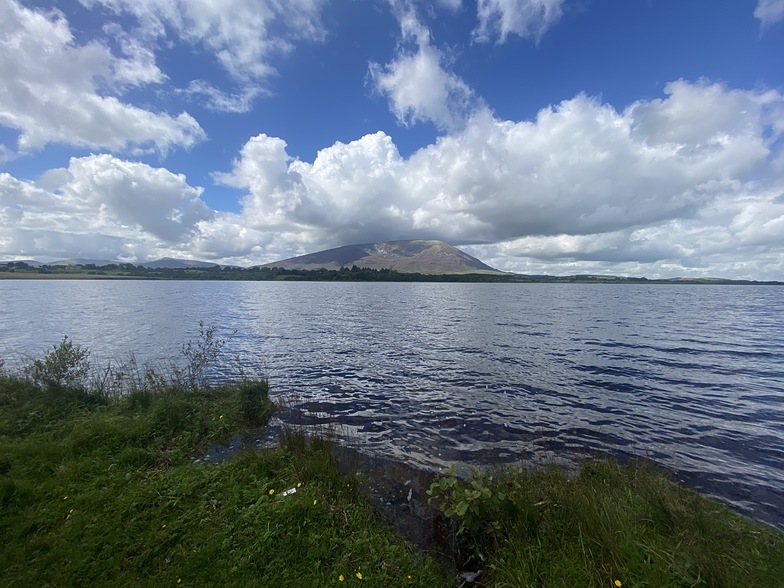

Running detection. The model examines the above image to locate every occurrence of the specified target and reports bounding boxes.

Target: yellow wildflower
[356,571,363,580]
[297,482,302,488]
[268,489,275,496]
[219,415,224,420]
[339,574,344,582]
[313,499,318,505]
[177,579,182,584]
[614,581,622,587]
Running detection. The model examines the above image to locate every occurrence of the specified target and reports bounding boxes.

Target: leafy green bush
[30,336,90,389]
[428,466,506,538]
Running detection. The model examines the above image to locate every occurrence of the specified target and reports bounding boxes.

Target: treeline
[1,261,781,284]
[1,261,516,281]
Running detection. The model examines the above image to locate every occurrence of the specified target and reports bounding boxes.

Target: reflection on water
[1,280,783,529]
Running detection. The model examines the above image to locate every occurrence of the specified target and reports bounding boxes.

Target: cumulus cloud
[464,182,784,279]
[0,155,213,260]
[369,1,480,130]
[215,131,414,247]
[369,45,478,130]
[755,0,784,25]
[0,0,204,153]
[80,0,327,112]
[473,0,567,43]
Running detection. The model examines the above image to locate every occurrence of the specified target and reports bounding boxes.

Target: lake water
[1,280,783,529]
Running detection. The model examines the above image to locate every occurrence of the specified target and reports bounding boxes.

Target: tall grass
[428,460,784,587]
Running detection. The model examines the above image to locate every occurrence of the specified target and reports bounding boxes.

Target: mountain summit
[262,240,501,275]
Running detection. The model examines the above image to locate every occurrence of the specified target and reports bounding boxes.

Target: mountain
[138,258,219,269]
[262,240,502,275]
[48,258,116,267]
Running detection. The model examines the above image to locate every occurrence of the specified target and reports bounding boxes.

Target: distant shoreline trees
[0,261,780,285]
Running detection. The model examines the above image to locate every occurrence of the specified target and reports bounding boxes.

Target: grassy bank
[0,375,447,586]
[1,338,782,587]
[429,462,784,587]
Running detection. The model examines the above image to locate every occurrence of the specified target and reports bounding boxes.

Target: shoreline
[3,374,783,585]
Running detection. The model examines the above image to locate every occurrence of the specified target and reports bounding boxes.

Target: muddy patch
[330,444,449,557]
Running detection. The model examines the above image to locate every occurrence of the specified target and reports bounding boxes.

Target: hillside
[138,258,219,269]
[261,240,502,275]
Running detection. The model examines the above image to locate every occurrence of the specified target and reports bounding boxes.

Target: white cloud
[0,155,213,259]
[399,81,779,243]
[182,81,264,114]
[369,46,478,130]
[104,23,168,89]
[369,1,480,130]
[0,144,17,164]
[215,131,412,248]
[755,0,784,25]
[474,0,567,43]
[81,0,327,110]
[438,0,463,10]
[82,0,325,79]
[0,0,204,153]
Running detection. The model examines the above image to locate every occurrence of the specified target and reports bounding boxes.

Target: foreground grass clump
[429,460,784,587]
[0,373,445,587]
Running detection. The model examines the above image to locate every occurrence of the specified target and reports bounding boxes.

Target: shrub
[30,336,90,389]
[427,467,508,539]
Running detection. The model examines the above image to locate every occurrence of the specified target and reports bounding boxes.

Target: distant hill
[0,259,42,267]
[138,258,219,269]
[2,257,226,269]
[262,240,503,275]
[48,258,116,267]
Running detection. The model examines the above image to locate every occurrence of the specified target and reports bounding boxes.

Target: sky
[1,0,783,279]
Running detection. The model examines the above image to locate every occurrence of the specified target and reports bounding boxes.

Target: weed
[237,380,273,426]
[177,320,231,389]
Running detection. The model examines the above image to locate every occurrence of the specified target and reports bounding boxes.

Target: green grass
[429,461,784,587]
[2,364,782,587]
[0,376,445,587]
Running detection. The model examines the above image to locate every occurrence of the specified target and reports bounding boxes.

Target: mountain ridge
[261,239,503,275]
[138,258,219,269]
[0,257,220,269]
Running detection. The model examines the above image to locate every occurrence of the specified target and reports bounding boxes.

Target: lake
[1,280,782,529]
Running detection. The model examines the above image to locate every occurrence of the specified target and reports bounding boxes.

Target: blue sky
[1,0,783,278]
